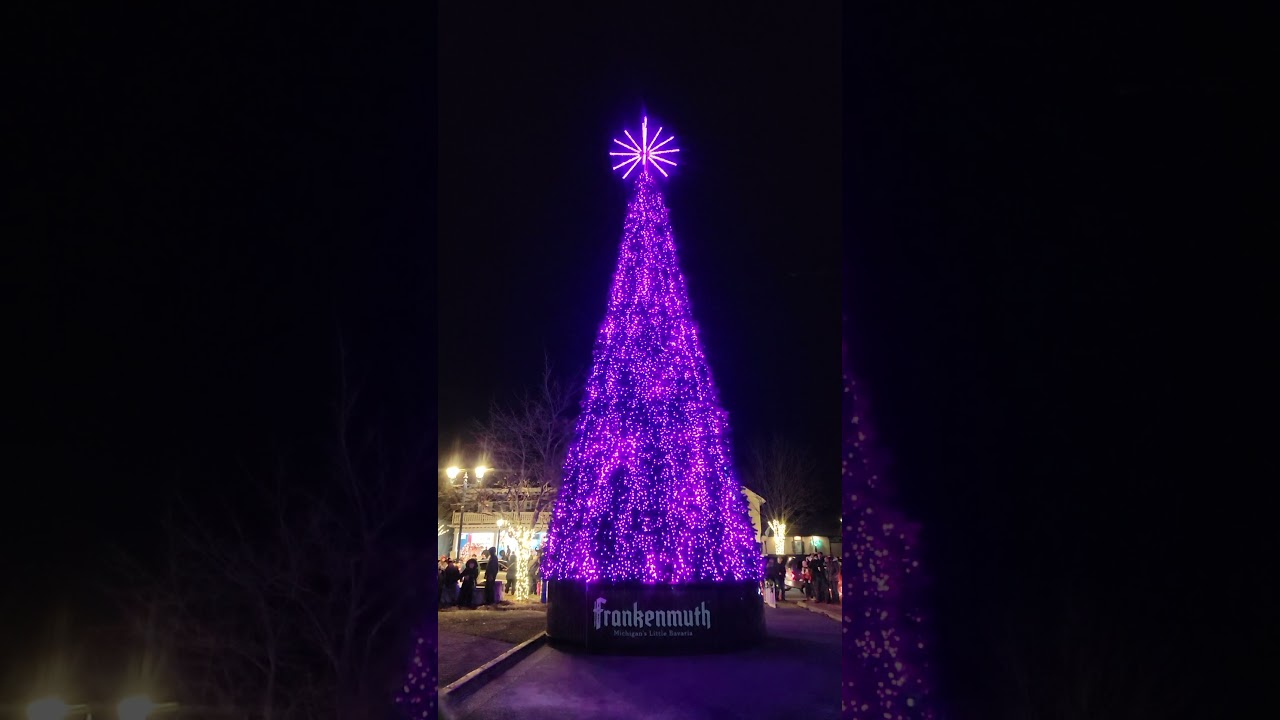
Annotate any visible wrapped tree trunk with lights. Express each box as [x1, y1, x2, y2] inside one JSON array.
[[475, 359, 576, 602], [842, 339, 936, 718], [541, 115, 765, 652], [749, 435, 820, 559]]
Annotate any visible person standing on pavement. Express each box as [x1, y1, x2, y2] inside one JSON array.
[[437, 559, 446, 607], [828, 555, 841, 603], [440, 559, 461, 607], [772, 556, 787, 600], [458, 558, 479, 609], [529, 548, 542, 597], [505, 554, 517, 598], [815, 552, 832, 603], [483, 546, 500, 605]]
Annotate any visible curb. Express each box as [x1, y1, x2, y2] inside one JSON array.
[[442, 631, 548, 701], [795, 599, 843, 622]]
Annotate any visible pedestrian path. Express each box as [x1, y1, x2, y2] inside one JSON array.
[[442, 602, 839, 720], [437, 630, 516, 687], [793, 597, 843, 623]]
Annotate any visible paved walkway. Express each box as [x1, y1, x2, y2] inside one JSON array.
[[442, 602, 840, 720], [793, 597, 843, 622], [438, 630, 517, 687]]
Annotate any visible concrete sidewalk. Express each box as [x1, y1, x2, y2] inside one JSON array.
[[793, 597, 843, 622], [442, 602, 840, 720], [438, 630, 517, 687]]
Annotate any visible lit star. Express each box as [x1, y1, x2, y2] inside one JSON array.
[[609, 115, 680, 179]]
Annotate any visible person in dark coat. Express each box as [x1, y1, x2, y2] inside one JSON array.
[[813, 552, 830, 603], [800, 556, 813, 599], [483, 547, 501, 605], [440, 559, 461, 607], [505, 554, 518, 597], [529, 549, 542, 597], [458, 558, 479, 609], [773, 556, 788, 600], [828, 556, 841, 603]]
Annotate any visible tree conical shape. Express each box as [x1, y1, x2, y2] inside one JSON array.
[[842, 339, 936, 719], [543, 172, 761, 584]]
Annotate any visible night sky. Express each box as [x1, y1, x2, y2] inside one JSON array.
[[8, 4, 435, 700], [6, 2, 1272, 717], [438, 5, 841, 506], [845, 4, 1271, 716]]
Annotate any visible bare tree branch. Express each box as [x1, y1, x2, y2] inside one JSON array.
[[745, 434, 822, 553], [112, 356, 431, 720], [468, 354, 578, 598]]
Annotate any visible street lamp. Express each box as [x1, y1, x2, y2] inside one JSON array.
[[496, 517, 505, 556], [447, 464, 488, 558]]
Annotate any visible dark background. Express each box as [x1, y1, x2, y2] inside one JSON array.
[[5, 1, 1271, 717], [845, 3, 1272, 717], [7, 4, 434, 706], [437, 5, 842, 500]]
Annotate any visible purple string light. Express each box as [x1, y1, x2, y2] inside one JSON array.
[[394, 629, 437, 718], [842, 339, 936, 718], [609, 115, 681, 178], [542, 119, 759, 584]]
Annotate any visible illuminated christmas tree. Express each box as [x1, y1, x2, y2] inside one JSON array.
[[842, 340, 936, 719], [541, 116, 762, 585]]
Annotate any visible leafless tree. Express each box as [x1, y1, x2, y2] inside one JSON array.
[[112, 365, 431, 720], [460, 355, 577, 599], [994, 590, 1190, 720], [746, 434, 822, 554]]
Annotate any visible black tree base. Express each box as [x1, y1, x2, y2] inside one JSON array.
[[545, 579, 765, 654]]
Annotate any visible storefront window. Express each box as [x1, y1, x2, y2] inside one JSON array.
[[458, 532, 495, 560]]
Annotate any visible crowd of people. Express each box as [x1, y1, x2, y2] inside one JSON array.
[[437, 546, 543, 609], [765, 552, 840, 604], [440, 547, 838, 609]]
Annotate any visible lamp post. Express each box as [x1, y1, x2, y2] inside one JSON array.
[[496, 517, 505, 557], [447, 464, 487, 559]]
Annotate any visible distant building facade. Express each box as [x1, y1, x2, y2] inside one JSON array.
[[442, 485, 770, 560]]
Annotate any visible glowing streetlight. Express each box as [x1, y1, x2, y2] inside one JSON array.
[[26, 698, 69, 720], [118, 695, 156, 720], [446, 463, 488, 558]]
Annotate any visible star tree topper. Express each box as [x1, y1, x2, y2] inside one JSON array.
[[610, 115, 680, 179]]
